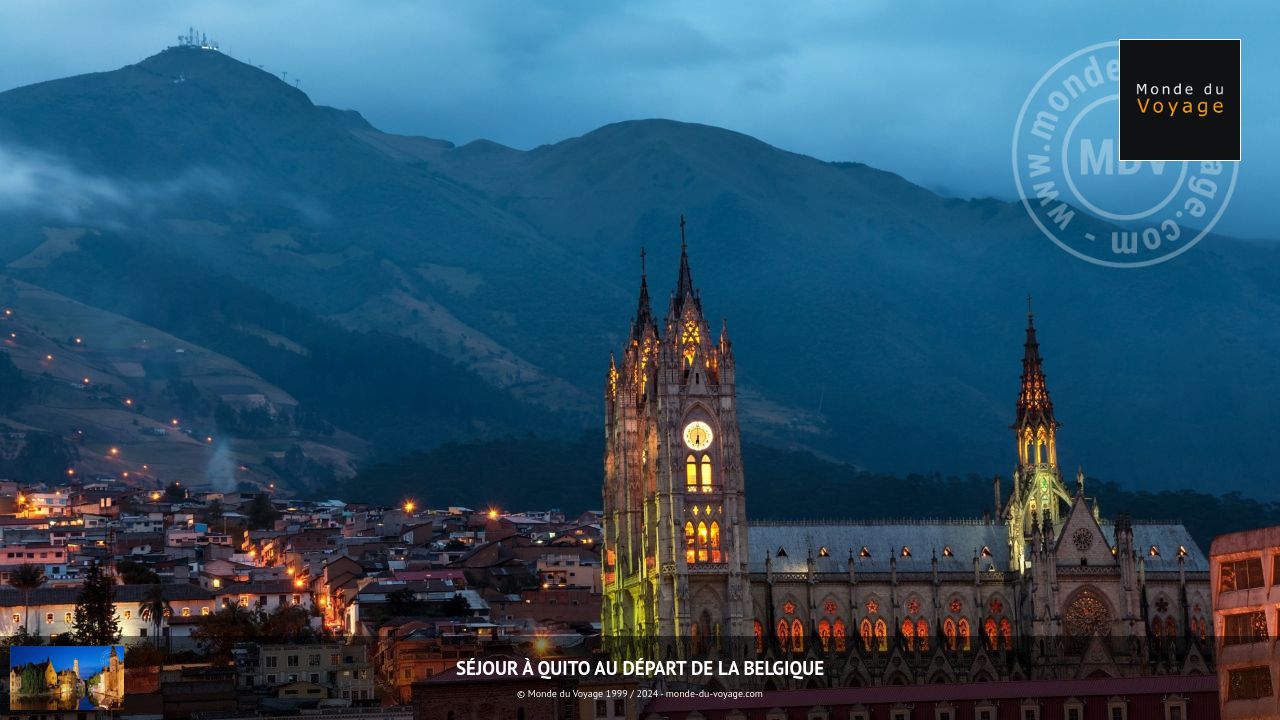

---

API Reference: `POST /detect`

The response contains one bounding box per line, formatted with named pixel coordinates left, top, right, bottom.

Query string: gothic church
left=601, top=224, right=1212, bottom=685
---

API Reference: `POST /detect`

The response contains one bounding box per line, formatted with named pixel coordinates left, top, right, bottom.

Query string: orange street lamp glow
left=294, top=577, right=305, bottom=589
left=109, top=447, right=119, bottom=456
left=171, top=418, right=179, bottom=426
left=150, top=491, right=161, bottom=501
left=82, top=377, right=90, bottom=384
left=404, top=500, right=416, bottom=513
left=124, top=398, right=133, bottom=406
left=286, top=566, right=295, bottom=576
left=487, top=508, right=499, bottom=520
left=65, top=468, right=75, bottom=476
left=45, top=354, right=53, bottom=361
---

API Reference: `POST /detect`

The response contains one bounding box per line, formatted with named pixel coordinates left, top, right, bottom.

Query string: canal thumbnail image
left=9, top=645, right=125, bottom=711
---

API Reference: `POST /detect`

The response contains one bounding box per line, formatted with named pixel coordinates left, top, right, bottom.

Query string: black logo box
left=1119, top=39, right=1240, bottom=161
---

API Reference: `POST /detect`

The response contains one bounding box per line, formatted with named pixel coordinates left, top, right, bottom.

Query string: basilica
left=601, top=224, right=1212, bottom=685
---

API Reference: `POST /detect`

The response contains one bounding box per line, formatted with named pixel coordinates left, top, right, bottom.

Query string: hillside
left=0, top=272, right=362, bottom=492
left=1, top=46, right=1279, bottom=497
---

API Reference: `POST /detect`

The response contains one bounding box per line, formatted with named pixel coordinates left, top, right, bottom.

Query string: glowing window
left=777, top=619, right=789, bottom=646
left=709, top=522, right=722, bottom=563
left=917, top=618, right=930, bottom=651
left=859, top=618, right=873, bottom=652
left=833, top=618, right=846, bottom=652
left=984, top=618, right=998, bottom=650
left=1000, top=618, right=1013, bottom=649
left=701, top=455, right=713, bottom=491
left=182, top=607, right=191, bottom=617
left=754, top=620, right=763, bottom=654
left=958, top=618, right=971, bottom=651
left=684, top=522, right=696, bottom=564
left=859, top=546, right=871, bottom=558
left=685, top=455, right=697, bottom=491
left=944, top=618, right=957, bottom=650
left=902, top=619, right=916, bottom=651
left=818, top=619, right=831, bottom=652
left=791, top=618, right=804, bottom=652
left=874, top=618, right=888, bottom=652
left=696, top=522, right=709, bottom=562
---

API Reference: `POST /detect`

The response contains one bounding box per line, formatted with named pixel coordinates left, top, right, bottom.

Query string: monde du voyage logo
left=1013, top=40, right=1240, bottom=268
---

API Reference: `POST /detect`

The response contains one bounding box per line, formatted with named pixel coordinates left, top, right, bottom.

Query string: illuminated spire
left=1015, top=296, right=1058, bottom=431
left=670, top=214, right=701, bottom=319
left=631, top=247, right=655, bottom=339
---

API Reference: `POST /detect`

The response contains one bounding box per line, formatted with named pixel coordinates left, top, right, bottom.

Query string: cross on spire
left=680, top=214, right=687, bottom=251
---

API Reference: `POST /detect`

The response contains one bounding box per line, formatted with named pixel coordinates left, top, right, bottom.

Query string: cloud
left=0, top=143, right=235, bottom=222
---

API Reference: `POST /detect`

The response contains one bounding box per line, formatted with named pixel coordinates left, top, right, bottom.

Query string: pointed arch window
left=1164, top=616, right=1177, bottom=639
left=958, top=618, right=972, bottom=652
left=984, top=618, right=998, bottom=650
left=791, top=618, right=804, bottom=652
left=776, top=619, right=789, bottom=649
left=902, top=619, right=916, bottom=651
left=689, top=621, right=701, bottom=654
left=944, top=618, right=957, bottom=651
left=874, top=618, right=888, bottom=652
left=818, top=620, right=831, bottom=652
left=833, top=619, right=846, bottom=652
left=917, top=618, right=930, bottom=652
left=859, top=619, right=873, bottom=653
left=696, top=522, right=709, bottom=562
left=999, top=618, right=1013, bottom=650
left=684, top=522, right=695, bottom=564
left=753, top=620, right=763, bottom=654
left=685, top=455, right=697, bottom=492
left=709, top=521, right=722, bottom=563
left=700, top=454, right=713, bottom=492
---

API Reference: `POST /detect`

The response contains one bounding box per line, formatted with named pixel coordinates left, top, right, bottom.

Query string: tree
left=259, top=604, right=317, bottom=644
left=7, top=564, right=45, bottom=635
left=70, top=561, right=120, bottom=645
left=163, top=481, right=185, bottom=503
left=116, top=559, right=161, bottom=585
left=205, top=498, right=224, bottom=522
left=246, top=493, right=280, bottom=530
left=138, top=583, right=173, bottom=648
left=191, top=603, right=257, bottom=664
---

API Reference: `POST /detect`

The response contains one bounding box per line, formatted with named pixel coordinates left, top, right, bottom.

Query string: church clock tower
left=1005, top=300, right=1071, bottom=573
left=603, top=218, right=752, bottom=659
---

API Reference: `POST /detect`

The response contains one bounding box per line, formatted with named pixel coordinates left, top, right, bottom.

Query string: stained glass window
left=685, top=455, right=697, bottom=491
left=1064, top=589, right=1111, bottom=638
left=709, top=522, right=721, bottom=563
left=944, top=617, right=957, bottom=651
left=833, top=619, right=846, bottom=652
left=700, top=455, right=713, bottom=492
left=874, top=618, right=888, bottom=652
left=1000, top=617, right=1013, bottom=650
left=958, top=618, right=971, bottom=652
left=984, top=618, right=998, bottom=650
left=917, top=619, right=929, bottom=652
left=696, top=522, right=709, bottom=562
left=818, top=620, right=831, bottom=652
left=791, top=619, right=804, bottom=652
left=754, top=620, right=763, bottom=654
left=777, top=619, right=789, bottom=647
left=859, top=618, right=873, bottom=652
left=684, top=522, right=695, bottom=564
left=902, top=619, right=915, bottom=651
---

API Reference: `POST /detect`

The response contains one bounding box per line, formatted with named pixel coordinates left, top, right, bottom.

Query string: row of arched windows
left=685, top=454, right=714, bottom=492
left=753, top=615, right=1014, bottom=654
left=684, top=521, right=722, bottom=563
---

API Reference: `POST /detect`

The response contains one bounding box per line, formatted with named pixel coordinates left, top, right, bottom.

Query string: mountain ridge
left=1, top=47, right=1277, bottom=497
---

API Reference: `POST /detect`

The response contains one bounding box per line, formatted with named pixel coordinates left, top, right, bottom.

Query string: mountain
left=2, top=46, right=1279, bottom=497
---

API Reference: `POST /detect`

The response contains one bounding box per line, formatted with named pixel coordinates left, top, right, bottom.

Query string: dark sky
left=0, top=1, right=1271, bottom=238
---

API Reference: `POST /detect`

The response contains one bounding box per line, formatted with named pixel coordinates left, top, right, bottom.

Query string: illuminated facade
left=602, top=220, right=752, bottom=656
left=603, top=226, right=1213, bottom=684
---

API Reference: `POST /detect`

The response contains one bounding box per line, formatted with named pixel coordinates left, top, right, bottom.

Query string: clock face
left=683, top=421, right=714, bottom=450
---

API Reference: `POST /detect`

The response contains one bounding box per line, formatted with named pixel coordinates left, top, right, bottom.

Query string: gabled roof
left=748, top=520, right=1009, bottom=574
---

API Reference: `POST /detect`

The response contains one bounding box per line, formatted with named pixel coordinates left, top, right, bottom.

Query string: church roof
left=1100, top=521, right=1209, bottom=572
left=747, top=518, right=1209, bottom=574
left=748, top=520, right=1010, bottom=574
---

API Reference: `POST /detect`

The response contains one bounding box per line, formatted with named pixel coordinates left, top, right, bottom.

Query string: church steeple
left=1015, top=296, right=1058, bottom=433
left=631, top=247, right=656, bottom=340
left=669, top=214, right=701, bottom=321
